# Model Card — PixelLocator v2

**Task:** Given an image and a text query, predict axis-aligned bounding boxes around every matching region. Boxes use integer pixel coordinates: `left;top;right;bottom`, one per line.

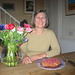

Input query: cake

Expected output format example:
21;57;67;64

40;58;61;68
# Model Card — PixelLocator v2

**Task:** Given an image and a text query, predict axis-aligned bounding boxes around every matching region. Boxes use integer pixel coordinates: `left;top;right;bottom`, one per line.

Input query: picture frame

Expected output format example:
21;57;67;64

65;0;75;16
2;3;15;10
24;0;35;13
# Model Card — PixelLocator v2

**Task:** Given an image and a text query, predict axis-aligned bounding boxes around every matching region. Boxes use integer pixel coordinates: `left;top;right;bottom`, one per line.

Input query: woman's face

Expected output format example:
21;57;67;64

34;12;46;28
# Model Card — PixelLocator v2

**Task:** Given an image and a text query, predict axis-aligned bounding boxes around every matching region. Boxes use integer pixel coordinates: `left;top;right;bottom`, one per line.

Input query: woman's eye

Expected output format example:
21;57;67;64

42;18;45;19
36;17;40;19
36;17;45;19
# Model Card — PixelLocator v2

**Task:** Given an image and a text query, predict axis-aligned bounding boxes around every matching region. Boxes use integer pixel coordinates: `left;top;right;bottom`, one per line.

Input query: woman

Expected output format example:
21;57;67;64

20;10;60;64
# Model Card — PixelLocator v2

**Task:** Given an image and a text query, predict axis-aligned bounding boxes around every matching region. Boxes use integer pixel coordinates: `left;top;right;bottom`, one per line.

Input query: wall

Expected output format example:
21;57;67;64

44;0;59;39
61;0;75;39
45;0;75;53
0;0;44;24
59;0;75;53
60;39;75;53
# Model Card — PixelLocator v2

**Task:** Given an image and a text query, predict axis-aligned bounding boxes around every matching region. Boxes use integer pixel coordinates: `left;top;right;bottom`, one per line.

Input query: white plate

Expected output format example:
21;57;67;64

36;58;66;70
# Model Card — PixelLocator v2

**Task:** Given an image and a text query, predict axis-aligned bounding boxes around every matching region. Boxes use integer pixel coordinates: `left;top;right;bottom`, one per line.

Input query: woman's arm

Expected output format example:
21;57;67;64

22;53;46;64
45;31;60;57
19;42;28;57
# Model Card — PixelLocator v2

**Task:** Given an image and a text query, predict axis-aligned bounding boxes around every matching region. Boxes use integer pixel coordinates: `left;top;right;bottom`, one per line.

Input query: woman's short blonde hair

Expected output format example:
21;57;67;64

31;10;49;28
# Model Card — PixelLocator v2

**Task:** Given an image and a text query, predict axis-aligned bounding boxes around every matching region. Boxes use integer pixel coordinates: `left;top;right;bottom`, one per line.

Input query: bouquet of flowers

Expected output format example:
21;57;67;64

0;23;32;66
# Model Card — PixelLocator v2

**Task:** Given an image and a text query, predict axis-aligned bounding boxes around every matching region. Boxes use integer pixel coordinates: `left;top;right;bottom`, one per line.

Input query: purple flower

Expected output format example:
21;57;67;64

15;40;19;43
23;38;28;42
0;25;5;30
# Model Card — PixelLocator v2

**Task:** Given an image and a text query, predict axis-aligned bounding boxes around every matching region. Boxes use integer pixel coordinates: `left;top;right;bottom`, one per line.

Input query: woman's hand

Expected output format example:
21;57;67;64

22;53;46;64
30;53;46;61
22;56;32;64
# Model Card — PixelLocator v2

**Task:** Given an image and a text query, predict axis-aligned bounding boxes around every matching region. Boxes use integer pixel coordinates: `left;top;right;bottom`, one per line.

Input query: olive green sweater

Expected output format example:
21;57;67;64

20;29;60;57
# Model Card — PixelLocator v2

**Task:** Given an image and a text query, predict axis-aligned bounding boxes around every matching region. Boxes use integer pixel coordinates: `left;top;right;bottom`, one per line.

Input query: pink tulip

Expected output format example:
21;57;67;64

17;27;24;32
26;28;32;32
24;23;31;28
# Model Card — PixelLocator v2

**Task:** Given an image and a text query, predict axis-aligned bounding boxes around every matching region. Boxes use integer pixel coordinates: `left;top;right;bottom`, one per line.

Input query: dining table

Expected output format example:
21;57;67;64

0;51;75;75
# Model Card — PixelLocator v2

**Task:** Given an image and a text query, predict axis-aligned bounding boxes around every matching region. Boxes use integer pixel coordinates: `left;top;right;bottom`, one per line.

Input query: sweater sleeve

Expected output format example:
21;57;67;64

45;31;61;57
19;42;28;57
19;33;30;56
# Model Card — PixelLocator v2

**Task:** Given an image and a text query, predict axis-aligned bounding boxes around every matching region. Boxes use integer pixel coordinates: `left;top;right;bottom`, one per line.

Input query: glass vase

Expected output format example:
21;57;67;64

2;42;18;67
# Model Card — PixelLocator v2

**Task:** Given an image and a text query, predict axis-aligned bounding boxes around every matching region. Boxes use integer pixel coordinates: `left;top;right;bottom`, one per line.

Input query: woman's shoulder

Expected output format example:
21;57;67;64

45;29;56;38
45;28;54;33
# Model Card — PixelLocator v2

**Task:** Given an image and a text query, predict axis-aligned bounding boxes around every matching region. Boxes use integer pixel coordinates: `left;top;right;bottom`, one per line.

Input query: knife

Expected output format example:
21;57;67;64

62;55;75;67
